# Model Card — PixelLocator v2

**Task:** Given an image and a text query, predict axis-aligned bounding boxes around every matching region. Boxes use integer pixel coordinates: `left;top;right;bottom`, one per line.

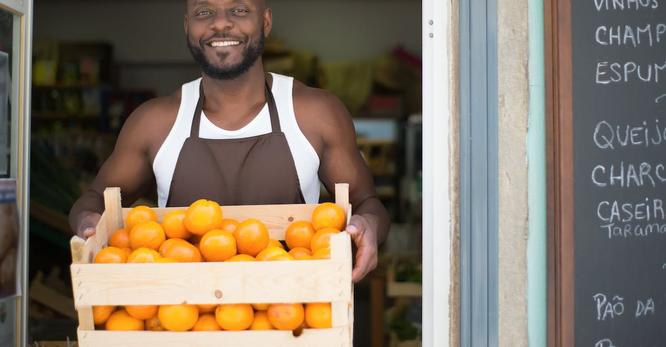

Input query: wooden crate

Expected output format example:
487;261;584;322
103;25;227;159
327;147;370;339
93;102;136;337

69;184;353;347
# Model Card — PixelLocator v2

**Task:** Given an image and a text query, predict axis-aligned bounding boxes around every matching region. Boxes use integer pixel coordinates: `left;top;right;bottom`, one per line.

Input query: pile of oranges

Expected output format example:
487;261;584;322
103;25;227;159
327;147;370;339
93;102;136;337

92;199;346;332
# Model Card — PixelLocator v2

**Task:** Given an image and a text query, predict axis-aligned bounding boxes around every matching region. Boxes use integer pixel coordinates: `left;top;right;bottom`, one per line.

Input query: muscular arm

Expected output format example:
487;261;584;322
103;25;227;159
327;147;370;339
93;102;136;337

316;94;390;242
296;86;390;281
68;100;164;237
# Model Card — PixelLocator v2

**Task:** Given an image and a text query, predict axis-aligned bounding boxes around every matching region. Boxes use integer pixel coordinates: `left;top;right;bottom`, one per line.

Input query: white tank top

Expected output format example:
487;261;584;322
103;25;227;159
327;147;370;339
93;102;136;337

152;73;321;207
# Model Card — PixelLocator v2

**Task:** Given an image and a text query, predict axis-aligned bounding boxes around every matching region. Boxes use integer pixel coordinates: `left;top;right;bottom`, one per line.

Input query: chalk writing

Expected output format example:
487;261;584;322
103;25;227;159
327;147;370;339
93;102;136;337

594;119;666;150
594;293;625;320
595;0;659;11
595;338;617;347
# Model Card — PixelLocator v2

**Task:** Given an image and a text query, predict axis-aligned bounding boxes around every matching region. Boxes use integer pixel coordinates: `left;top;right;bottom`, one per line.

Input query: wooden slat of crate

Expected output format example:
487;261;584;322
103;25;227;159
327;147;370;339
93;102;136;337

77;328;351;347
71;254;350;307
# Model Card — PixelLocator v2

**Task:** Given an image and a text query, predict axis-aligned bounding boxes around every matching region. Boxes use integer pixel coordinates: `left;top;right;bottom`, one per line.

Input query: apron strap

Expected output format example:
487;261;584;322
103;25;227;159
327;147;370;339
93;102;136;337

265;81;281;133
192;79;281;139
190;81;205;139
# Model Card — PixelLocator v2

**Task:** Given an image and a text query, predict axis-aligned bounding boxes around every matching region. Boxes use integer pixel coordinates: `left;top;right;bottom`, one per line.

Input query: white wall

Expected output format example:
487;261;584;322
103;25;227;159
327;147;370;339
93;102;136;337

34;0;421;95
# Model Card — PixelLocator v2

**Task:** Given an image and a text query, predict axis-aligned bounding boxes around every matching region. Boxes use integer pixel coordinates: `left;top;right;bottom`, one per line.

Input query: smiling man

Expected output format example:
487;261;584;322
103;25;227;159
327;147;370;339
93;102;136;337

68;0;390;282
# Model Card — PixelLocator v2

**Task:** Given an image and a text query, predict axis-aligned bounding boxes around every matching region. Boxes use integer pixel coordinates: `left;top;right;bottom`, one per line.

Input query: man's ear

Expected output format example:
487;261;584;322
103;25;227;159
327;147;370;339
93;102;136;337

263;8;273;37
184;14;189;36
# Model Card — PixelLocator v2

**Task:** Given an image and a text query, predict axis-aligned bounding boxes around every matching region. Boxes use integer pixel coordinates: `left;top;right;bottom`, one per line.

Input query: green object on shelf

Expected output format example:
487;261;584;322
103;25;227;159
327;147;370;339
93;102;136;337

389;307;419;341
395;259;422;284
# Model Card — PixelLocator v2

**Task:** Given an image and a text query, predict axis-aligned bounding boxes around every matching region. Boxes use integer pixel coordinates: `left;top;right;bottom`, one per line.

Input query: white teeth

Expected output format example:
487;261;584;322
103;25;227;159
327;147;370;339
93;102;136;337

210;41;240;47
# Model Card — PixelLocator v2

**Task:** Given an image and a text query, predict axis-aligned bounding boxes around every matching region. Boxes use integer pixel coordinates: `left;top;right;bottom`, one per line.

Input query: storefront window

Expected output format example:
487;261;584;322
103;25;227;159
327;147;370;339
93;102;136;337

0;8;12;178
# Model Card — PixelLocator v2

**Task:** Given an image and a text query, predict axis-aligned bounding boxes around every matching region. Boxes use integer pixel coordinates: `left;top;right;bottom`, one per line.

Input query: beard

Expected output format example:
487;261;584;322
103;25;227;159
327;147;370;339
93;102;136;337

187;29;265;80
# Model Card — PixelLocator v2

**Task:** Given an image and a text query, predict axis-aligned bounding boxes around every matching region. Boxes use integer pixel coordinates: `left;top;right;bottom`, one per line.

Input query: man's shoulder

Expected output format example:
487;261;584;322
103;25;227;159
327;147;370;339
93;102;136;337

119;88;183;136
291;79;355;151
131;90;182;121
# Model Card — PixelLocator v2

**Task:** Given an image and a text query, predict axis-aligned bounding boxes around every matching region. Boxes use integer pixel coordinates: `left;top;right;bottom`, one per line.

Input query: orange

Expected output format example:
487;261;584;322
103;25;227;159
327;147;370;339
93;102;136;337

288;247;312;260
125;305;158;320
129;221;166;250
198;304;217;314
192;314;222;331
220;218;240;233
145;316;165;331
159;238;202;263
128;248;161;263
199;230;237;262
285;221;315;250
125;205;157;231
311;202;346;230
158;305;199;332
310;228;339;252
267;303;304;330
162;209;192;239
122;247;132;258
256;246;288;261
94;247;128;264
305;303;332;328
184;199;223;235
252;303;269;311
215;304;254;331
312;247;330;259
234;219;269;257
105;309;144;331
93;306;115;325
269;239;285;250
251;311;274;330
226;254;256;262
109;228;130;248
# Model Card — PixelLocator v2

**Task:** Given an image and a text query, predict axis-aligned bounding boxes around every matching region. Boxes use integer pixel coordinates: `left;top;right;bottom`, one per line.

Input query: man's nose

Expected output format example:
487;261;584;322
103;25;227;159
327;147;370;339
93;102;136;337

210;10;234;32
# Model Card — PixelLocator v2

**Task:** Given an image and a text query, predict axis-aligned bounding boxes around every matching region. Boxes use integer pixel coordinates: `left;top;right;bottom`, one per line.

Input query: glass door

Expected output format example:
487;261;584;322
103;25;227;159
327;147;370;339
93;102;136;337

0;1;32;346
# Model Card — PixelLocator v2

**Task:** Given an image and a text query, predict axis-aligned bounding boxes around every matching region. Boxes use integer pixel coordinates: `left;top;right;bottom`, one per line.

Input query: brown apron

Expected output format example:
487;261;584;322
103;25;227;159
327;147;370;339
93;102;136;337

166;81;306;207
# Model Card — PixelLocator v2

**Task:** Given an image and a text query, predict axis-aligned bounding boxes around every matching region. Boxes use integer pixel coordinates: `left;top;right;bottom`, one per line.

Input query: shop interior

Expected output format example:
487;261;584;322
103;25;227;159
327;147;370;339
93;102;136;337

27;0;423;345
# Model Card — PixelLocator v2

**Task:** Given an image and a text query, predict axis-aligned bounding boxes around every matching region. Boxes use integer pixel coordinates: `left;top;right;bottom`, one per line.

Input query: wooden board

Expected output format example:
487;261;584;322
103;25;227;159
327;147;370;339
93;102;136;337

71;250;351;307
77;328;351;347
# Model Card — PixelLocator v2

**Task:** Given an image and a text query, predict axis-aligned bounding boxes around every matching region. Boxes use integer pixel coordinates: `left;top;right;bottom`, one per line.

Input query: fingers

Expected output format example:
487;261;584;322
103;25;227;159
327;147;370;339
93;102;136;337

345;215;366;241
352;245;378;283
81;227;96;239
347;214;378;282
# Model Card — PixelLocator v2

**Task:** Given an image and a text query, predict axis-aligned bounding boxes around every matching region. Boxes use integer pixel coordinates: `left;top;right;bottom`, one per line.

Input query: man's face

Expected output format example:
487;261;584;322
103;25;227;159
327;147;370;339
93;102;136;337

185;0;271;80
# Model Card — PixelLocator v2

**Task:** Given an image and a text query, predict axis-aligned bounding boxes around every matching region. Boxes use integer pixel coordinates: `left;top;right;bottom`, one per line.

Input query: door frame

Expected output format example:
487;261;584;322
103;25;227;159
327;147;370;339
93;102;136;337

0;0;32;346
422;0;454;345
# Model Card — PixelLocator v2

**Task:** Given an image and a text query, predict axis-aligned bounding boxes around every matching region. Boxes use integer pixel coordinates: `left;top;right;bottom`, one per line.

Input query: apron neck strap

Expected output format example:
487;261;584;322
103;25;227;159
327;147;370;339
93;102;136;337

191;79;281;139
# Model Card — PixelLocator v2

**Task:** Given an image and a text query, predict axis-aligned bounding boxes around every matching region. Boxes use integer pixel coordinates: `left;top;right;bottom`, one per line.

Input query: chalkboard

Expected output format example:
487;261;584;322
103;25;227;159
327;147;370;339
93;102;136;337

565;0;666;346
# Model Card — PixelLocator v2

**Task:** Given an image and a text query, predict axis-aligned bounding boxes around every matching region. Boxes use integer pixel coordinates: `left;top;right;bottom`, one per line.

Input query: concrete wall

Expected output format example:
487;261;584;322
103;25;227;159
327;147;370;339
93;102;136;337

497;0;530;345
449;0;461;342
34;0;421;95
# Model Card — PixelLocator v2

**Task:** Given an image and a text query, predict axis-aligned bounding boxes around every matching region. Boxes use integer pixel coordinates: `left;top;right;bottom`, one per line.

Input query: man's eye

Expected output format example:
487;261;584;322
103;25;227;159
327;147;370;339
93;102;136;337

196;9;213;17
231;8;249;15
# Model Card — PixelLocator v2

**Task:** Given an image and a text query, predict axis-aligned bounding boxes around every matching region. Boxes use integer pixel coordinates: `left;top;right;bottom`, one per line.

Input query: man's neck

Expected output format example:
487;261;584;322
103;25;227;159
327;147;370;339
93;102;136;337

200;62;268;114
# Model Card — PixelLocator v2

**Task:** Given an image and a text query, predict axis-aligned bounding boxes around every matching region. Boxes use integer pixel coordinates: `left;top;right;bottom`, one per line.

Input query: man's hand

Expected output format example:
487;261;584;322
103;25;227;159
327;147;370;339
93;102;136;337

346;214;379;283
76;212;102;239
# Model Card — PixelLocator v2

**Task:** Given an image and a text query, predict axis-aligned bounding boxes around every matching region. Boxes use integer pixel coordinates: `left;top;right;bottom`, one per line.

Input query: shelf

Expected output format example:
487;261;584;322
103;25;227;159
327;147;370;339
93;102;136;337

386;258;422;298
32;112;99;120
33;83;108;90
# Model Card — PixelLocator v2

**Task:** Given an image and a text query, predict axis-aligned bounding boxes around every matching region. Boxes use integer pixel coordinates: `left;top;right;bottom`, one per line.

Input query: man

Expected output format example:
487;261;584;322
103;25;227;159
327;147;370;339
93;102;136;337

68;0;389;282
